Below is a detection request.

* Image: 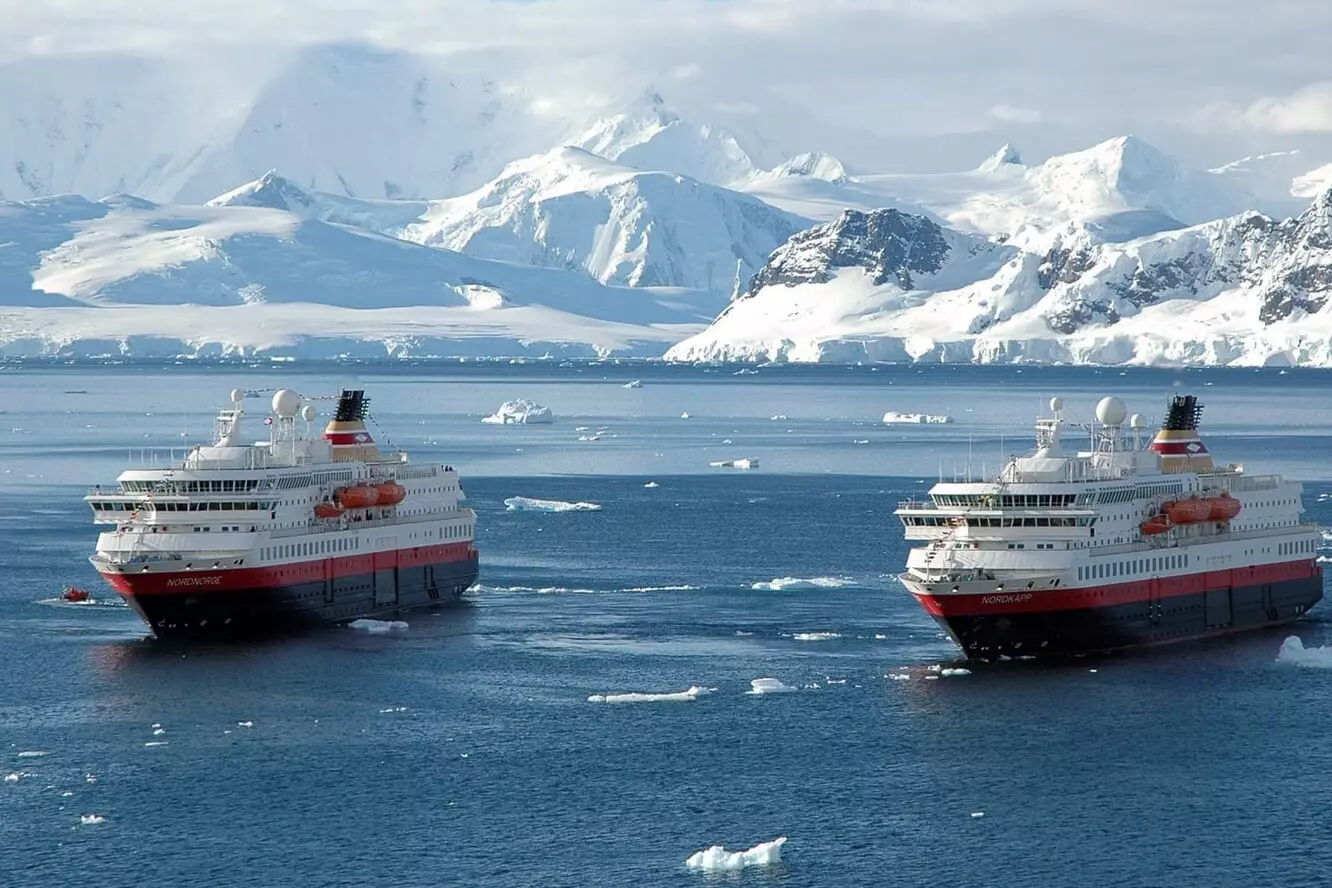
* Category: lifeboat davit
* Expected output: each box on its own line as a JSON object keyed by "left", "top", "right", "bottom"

{"left": 1140, "top": 515, "right": 1171, "bottom": 536}
{"left": 1208, "top": 492, "right": 1242, "bottom": 521}
{"left": 1164, "top": 497, "right": 1212, "bottom": 524}
{"left": 375, "top": 482, "right": 406, "bottom": 506}
{"left": 314, "top": 502, "right": 345, "bottom": 519}
{"left": 336, "top": 485, "right": 380, "bottom": 509}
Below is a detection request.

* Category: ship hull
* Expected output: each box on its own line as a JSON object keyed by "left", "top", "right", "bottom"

{"left": 915, "top": 564, "right": 1323, "bottom": 660}
{"left": 100, "top": 551, "right": 479, "bottom": 639}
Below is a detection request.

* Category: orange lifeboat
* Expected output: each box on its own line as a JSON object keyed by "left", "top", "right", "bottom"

{"left": 375, "top": 482, "right": 406, "bottom": 506}
{"left": 1140, "top": 515, "right": 1171, "bottom": 536}
{"left": 314, "top": 502, "right": 345, "bottom": 519}
{"left": 1207, "top": 492, "right": 1241, "bottom": 521}
{"left": 1164, "top": 497, "right": 1211, "bottom": 524}
{"left": 336, "top": 485, "right": 380, "bottom": 509}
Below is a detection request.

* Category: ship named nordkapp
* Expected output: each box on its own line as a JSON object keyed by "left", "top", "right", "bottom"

{"left": 87, "top": 388, "right": 478, "bottom": 637}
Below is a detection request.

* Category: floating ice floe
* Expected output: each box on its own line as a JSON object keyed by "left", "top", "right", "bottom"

{"left": 790, "top": 632, "right": 842, "bottom": 642}
{"left": 680, "top": 412, "right": 691, "bottom": 419}
{"left": 686, "top": 837, "right": 786, "bottom": 871}
{"left": 882, "top": 411, "right": 953, "bottom": 424}
{"left": 236, "top": 721, "right": 254, "bottom": 728}
{"left": 770, "top": 414, "right": 788, "bottom": 421}
{"left": 4, "top": 773, "right": 19, "bottom": 783}
{"left": 710, "top": 458, "right": 758, "bottom": 469}
{"left": 588, "top": 686, "right": 716, "bottom": 704}
{"left": 16, "top": 751, "right": 47, "bottom": 758}
{"left": 888, "top": 673, "right": 911, "bottom": 681}
{"left": 644, "top": 481, "right": 660, "bottom": 488}
{"left": 941, "top": 668, "right": 972, "bottom": 677}
{"left": 751, "top": 576, "right": 849, "bottom": 591}
{"left": 504, "top": 496, "right": 602, "bottom": 512}
{"left": 1276, "top": 636, "right": 1332, "bottom": 667}
{"left": 80, "top": 814, "right": 106, "bottom": 825}
{"left": 152, "top": 728, "right": 165, "bottom": 736}
{"left": 622, "top": 379, "right": 643, "bottom": 389}
{"left": 144, "top": 741, "right": 168, "bottom": 747}
{"left": 481, "top": 399, "right": 554, "bottom": 424}
{"left": 746, "top": 678, "right": 797, "bottom": 695}
{"left": 971, "top": 812, "right": 985, "bottom": 818}
{"left": 349, "top": 619, "right": 409, "bottom": 633}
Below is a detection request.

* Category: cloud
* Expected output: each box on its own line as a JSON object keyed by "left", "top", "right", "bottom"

{"left": 989, "top": 104, "right": 1042, "bottom": 124}
{"left": 1197, "top": 82, "right": 1332, "bottom": 134}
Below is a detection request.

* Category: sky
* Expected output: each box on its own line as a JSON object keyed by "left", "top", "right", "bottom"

{"left": 1, "top": 0, "right": 1330, "bottom": 172}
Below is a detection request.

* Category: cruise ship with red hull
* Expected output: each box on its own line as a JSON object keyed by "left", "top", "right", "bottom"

{"left": 87, "top": 388, "right": 478, "bottom": 638}
{"left": 896, "top": 395, "right": 1322, "bottom": 659}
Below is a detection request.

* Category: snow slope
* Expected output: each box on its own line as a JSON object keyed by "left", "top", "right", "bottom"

{"left": 396, "top": 147, "right": 807, "bottom": 293}
{"left": 666, "top": 193, "right": 1332, "bottom": 367}
{"left": 738, "top": 136, "right": 1258, "bottom": 248}
{"left": 0, "top": 193, "right": 723, "bottom": 357}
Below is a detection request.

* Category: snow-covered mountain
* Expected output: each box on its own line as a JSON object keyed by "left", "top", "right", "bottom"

{"left": 0, "top": 193, "right": 724, "bottom": 357}
{"left": 738, "top": 136, "right": 1260, "bottom": 248}
{"left": 395, "top": 147, "right": 807, "bottom": 293}
{"left": 665, "top": 192, "right": 1332, "bottom": 367}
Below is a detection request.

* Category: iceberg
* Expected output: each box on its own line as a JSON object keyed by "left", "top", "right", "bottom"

{"left": 482, "top": 399, "right": 555, "bottom": 424}
{"left": 746, "top": 677, "right": 797, "bottom": 695}
{"left": 710, "top": 458, "right": 758, "bottom": 469}
{"left": 1276, "top": 636, "right": 1332, "bottom": 667}
{"left": 80, "top": 815, "right": 106, "bottom": 825}
{"left": 686, "top": 837, "right": 786, "bottom": 871}
{"left": 882, "top": 412, "right": 953, "bottom": 425}
{"left": 504, "top": 497, "right": 602, "bottom": 512}
{"left": 622, "top": 379, "right": 643, "bottom": 388}
{"left": 587, "top": 686, "right": 716, "bottom": 704}
{"left": 349, "top": 619, "right": 409, "bottom": 633}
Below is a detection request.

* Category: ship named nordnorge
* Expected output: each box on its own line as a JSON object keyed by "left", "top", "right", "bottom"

{"left": 86, "top": 388, "right": 478, "bottom": 637}
{"left": 896, "top": 394, "right": 1322, "bottom": 659}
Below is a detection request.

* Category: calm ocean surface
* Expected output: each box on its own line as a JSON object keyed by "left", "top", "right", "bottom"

{"left": 3, "top": 362, "right": 1332, "bottom": 888}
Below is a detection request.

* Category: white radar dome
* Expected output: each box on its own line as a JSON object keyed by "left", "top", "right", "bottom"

{"left": 300, "top": 404, "right": 316, "bottom": 422}
{"left": 272, "top": 389, "right": 302, "bottom": 418}
{"left": 230, "top": 388, "right": 245, "bottom": 405}
{"left": 1095, "top": 396, "right": 1128, "bottom": 427}
{"left": 1129, "top": 413, "right": 1147, "bottom": 430}
{"left": 1049, "top": 396, "right": 1064, "bottom": 412}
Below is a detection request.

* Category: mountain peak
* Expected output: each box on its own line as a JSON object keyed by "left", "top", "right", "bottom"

{"left": 978, "top": 143, "right": 1023, "bottom": 172}
{"left": 206, "top": 170, "right": 315, "bottom": 213}
{"left": 769, "top": 152, "right": 848, "bottom": 183}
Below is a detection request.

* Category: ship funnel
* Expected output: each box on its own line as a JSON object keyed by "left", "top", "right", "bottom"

{"left": 324, "top": 389, "right": 380, "bottom": 462}
{"left": 1148, "top": 394, "right": 1213, "bottom": 474}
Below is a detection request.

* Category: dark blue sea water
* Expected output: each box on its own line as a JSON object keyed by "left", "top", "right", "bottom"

{"left": 4, "top": 363, "right": 1332, "bottom": 888}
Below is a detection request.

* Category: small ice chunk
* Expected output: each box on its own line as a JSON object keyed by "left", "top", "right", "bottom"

{"left": 889, "top": 673, "right": 911, "bottom": 681}
{"left": 143, "top": 741, "right": 168, "bottom": 747}
{"left": 80, "top": 814, "right": 105, "bottom": 825}
{"left": 644, "top": 481, "right": 660, "bottom": 488}
{"left": 504, "top": 496, "right": 601, "bottom": 512}
{"left": 971, "top": 812, "right": 985, "bottom": 818}
{"left": 680, "top": 412, "right": 690, "bottom": 419}
{"left": 349, "top": 619, "right": 409, "bottom": 633}
{"left": 152, "top": 728, "right": 166, "bottom": 736}
{"left": 940, "top": 668, "right": 972, "bottom": 677}
{"left": 62, "top": 791, "right": 73, "bottom": 797}
{"left": 770, "top": 414, "right": 788, "bottom": 421}
{"left": 882, "top": 411, "right": 953, "bottom": 424}
{"left": 686, "top": 837, "right": 786, "bottom": 871}
{"left": 588, "top": 686, "right": 716, "bottom": 704}
{"left": 4, "top": 773, "right": 18, "bottom": 783}
{"left": 746, "top": 678, "right": 797, "bottom": 695}
{"left": 481, "top": 399, "right": 554, "bottom": 424}
{"left": 85, "top": 774, "right": 97, "bottom": 783}
{"left": 622, "top": 379, "right": 643, "bottom": 388}
{"left": 379, "top": 707, "right": 408, "bottom": 713}
{"left": 16, "top": 751, "right": 47, "bottom": 758}
{"left": 1277, "top": 636, "right": 1332, "bottom": 667}
{"left": 709, "top": 458, "right": 758, "bottom": 469}
{"left": 236, "top": 721, "right": 254, "bottom": 728}
{"left": 791, "top": 632, "right": 841, "bottom": 642}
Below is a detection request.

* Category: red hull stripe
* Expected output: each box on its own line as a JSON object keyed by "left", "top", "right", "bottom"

{"left": 325, "top": 432, "right": 375, "bottom": 445}
{"left": 1149, "top": 441, "right": 1209, "bottom": 454}
{"left": 101, "top": 542, "right": 475, "bottom": 596}
{"left": 914, "top": 559, "right": 1320, "bottom": 617}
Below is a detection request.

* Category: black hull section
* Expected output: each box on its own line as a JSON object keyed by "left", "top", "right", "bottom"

{"left": 936, "top": 574, "right": 1324, "bottom": 660}
{"left": 126, "top": 557, "right": 479, "bottom": 640}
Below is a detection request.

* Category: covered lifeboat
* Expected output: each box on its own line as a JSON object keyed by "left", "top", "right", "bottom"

{"left": 1207, "top": 491, "right": 1241, "bottom": 521}
{"left": 336, "top": 485, "right": 380, "bottom": 509}
{"left": 1164, "top": 497, "right": 1212, "bottom": 524}
{"left": 376, "top": 481, "right": 406, "bottom": 506}
{"left": 1140, "top": 515, "right": 1171, "bottom": 535}
{"left": 313, "top": 502, "right": 345, "bottom": 519}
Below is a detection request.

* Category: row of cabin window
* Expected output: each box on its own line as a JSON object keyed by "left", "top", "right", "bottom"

{"left": 93, "top": 501, "right": 276, "bottom": 512}
{"left": 120, "top": 480, "right": 264, "bottom": 493}
{"left": 933, "top": 494, "right": 1081, "bottom": 508}
{"left": 1078, "top": 553, "right": 1190, "bottom": 582}
{"left": 1279, "top": 539, "right": 1316, "bottom": 556}
{"left": 904, "top": 516, "right": 1094, "bottom": 528}
{"left": 259, "top": 525, "right": 472, "bottom": 561}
